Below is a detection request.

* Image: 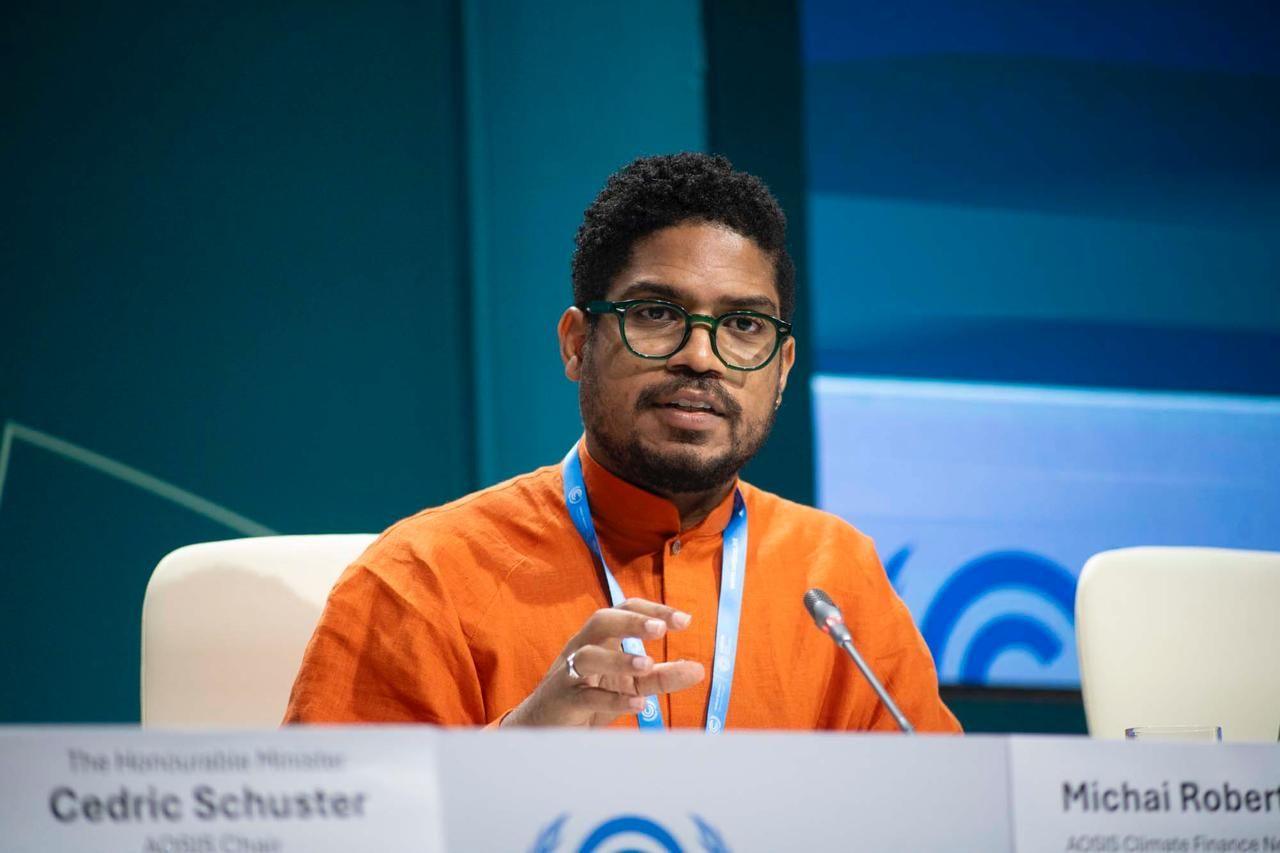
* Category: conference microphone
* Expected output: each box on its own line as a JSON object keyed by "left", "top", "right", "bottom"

{"left": 803, "top": 588, "right": 915, "bottom": 734}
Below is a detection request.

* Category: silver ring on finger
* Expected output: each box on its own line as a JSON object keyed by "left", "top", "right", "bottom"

{"left": 565, "top": 651, "right": 583, "bottom": 680}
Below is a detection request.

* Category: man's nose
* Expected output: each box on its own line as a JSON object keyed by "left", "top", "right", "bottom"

{"left": 665, "top": 322, "right": 722, "bottom": 374}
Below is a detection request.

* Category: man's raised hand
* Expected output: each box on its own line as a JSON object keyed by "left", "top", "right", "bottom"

{"left": 501, "top": 599, "right": 705, "bottom": 727}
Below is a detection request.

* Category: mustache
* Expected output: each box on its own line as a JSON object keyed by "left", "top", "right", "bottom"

{"left": 636, "top": 377, "right": 742, "bottom": 419}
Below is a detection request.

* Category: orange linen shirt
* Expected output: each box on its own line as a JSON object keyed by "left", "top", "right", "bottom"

{"left": 285, "top": 444, "right": 961, "bottom": 732}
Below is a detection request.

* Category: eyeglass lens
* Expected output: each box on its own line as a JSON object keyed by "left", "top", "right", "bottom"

{"left": 622, "top": 301, "right": 777, "bottom": 369}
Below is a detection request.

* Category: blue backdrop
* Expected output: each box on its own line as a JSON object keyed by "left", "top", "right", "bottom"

{"left": 802, "top": 0, "right": 1280, "bottom": 687}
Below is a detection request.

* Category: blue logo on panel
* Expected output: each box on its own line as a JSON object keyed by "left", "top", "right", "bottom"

{"left": 530, "top": 813, "right": 731, "bottom": 852}
{"left": 897, "top": 548, "right": 1077, "bottom": 683}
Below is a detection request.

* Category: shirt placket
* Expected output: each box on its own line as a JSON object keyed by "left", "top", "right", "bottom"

{"left": 661, "top": 532, "right": 717, "bottom": 729}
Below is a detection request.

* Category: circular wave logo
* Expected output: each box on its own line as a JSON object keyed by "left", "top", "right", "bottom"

{"left": 530, "top": 813, "right": 730, "bottom": 853}
{"left": 918, "top": 550, "right": 1077, "bottom": 683}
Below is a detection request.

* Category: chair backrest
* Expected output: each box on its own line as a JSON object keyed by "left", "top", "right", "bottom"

{"left": 1076, "top": 546, "right": 1280, "bottom": 742}
{"left": 141, "top": 534, "right": 376, "bottom": 727}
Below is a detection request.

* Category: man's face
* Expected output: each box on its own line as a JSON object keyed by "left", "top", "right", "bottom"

{"left": 560, "top": 221, "right": 795, "bottom": 496}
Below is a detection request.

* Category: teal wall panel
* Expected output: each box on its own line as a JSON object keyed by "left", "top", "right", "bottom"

{"left": 2, "top": 1, "right": 469, "bottom": 724}
{"left": 462, "top": 0, "right": 708, "bottom": 483}
{"left": 2, "top": 0, "right": 476, "bottom": 721}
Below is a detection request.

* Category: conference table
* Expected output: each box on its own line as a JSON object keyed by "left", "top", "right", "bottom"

{"left": 2, "top": 725, "right": 1277, "bottom": 851}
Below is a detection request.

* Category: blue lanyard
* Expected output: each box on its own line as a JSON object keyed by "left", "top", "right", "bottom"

{"left": 561, "top": 443, "right": 747, "bottom": 733}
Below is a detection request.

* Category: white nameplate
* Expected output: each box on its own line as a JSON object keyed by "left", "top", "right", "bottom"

{"left": 1010, "top": 735, "right": 1280, "bottom": 852}
{"left": 0, "top": 727, "right": 445, "bottom": 853}
{"left": 437, "top": 729, "right": 1013, "bottom": 851}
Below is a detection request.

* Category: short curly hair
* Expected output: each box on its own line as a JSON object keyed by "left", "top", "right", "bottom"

{"left": 572, "top": 153, "right": 795, "bottom": 321}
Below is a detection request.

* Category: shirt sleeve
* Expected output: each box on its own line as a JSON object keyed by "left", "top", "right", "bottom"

{"left": 282, "top": 554, "right": 489, "bottom": 726}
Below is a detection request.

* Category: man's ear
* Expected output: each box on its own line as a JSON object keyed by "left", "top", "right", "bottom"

{"left": 558, "top": 306, "right": 588, "bottom": 381}
{"left": 775, "top": 334, "right": 796, "bottom": 403}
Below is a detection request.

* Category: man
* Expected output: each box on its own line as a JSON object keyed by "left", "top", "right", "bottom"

{"left": 285, "top": 153, "right": 960, "bottom": 733}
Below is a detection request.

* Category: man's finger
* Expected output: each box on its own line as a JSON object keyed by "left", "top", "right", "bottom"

{"left": 575, "top": 608, "right": 676, "bottom": 647}
{"left": 573, "top": 687, "right": 648, "bottom": 715}
{"left": 615, "top": 598, "right": 693, "bottom": 629}
{"left": 567, "top": 644, "right": 653, "bottom": 681}
{"left": 634, "top": 660, "right": 705, "bottom": 696}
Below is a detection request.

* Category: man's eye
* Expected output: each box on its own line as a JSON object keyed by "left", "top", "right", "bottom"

{"left": 638, "top": 306, "right": 677, "bottom": 322}
{"left": 728, "top": 316, "right": 764, "bottom": 334}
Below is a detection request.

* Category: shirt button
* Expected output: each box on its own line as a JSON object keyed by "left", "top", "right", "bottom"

{"left": 670, "top": 539, "right": 682, "bottom": 555}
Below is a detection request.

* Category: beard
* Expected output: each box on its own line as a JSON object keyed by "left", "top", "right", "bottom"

{"left": 578, "top": 353, "right": 778, "bottom": 496}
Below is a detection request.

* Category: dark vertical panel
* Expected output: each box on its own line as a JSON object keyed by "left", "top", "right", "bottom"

{"left": 0, "top": 2, "right": 471, "bottom": 722}
{"left": 703, "top": 0, "right": 815, "bottom": 504}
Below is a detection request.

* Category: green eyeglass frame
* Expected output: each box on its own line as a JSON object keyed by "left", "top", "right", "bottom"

{"left": 586, "top": 298, "right": 793, "bottom": 371}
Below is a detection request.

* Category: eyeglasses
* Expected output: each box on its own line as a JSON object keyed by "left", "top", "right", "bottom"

{"left": 586, "top": 299, "right": 792, "bottom": 371}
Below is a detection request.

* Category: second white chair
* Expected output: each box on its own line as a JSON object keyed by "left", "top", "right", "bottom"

{"left": 1076, "top": 546, "right": 1280, "bottom": 742}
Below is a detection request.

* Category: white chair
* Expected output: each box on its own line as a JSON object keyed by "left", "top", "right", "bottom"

{"left": 1076, "top": 546, "right": 1280, "bottom": 742}
{"left": 141, "top": 534, "right": 376, "bottom": 727}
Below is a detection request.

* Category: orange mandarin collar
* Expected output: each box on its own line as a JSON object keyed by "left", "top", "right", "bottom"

{"left": 577, "top": 439, "right": 740, "bottom": 545}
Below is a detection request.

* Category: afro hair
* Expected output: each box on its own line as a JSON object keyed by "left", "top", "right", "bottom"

{"left": 571, "top": 153, "right": 795, "bottom": 321}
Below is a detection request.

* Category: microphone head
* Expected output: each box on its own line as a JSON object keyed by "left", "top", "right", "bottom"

{"left": 803, "top": 587, "right": 835, "bottom": 620}
{"left": 804, "top": 587, "right": 854, "bottom": 645}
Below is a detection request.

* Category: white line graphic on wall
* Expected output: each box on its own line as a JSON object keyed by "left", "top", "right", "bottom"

{"left": 0, "top": 421, "right": 277, "bottom": 537}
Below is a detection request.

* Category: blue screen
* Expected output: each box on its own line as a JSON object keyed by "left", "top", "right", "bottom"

{"left": 802, "top": 0, "right": 1280, "bottom": 687}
